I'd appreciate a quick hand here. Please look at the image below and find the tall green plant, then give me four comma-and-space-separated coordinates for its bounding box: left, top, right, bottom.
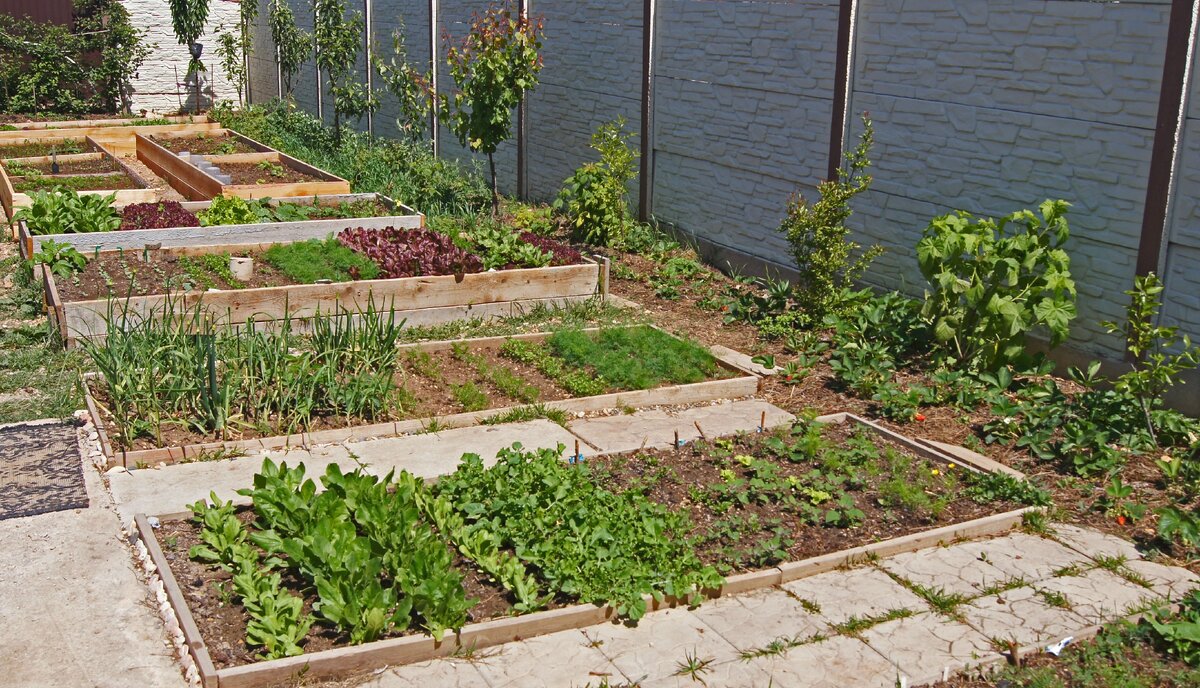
1102, 273, 1200, 443
442, 2, 545, 215
215, 0, 259, 106
779, 114, 881, 320
375, 26, 432, 142
556, 117, 637, 246
311, 0, 377, 140
268, 0, 311, 95
917, 199, 1076, 372
168, 0, 211, 79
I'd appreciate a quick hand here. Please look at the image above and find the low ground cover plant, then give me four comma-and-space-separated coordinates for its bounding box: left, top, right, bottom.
263, 237, 381, 283
120, 201, 201, 230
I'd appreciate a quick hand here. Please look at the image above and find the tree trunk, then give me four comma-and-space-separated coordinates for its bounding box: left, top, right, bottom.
488, 151, 499, 217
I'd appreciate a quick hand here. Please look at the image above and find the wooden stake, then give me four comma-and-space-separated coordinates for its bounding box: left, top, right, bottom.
674, 429, 679, 451
693, 421, 707, 441
574, 439, 580, 465
760, 410, 766, 432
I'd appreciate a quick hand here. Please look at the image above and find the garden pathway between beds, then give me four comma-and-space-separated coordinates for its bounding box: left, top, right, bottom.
356, 524, 1198, 688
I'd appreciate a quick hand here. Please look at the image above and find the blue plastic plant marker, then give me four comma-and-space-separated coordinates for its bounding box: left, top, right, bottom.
575, 453, 585, 464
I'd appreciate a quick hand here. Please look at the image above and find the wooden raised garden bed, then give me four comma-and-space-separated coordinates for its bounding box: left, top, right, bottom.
0, 114, 203, 131
136, 131, 350, 200
0, 136, 157, 217
134, 412, 1040, 688
84, 325, 744, 467
0, 118, 220, 157
43, 236, 607, 346
16, 192, 423, 260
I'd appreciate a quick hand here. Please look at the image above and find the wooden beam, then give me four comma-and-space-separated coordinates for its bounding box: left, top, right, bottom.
1137, 0, 1199, 277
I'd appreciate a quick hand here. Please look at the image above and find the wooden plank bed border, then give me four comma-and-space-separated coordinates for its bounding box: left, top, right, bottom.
134, 412, 1037, 688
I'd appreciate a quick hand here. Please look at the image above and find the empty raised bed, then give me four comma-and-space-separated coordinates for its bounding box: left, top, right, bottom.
0, 117, 220, 156
43, 226, 604, 346
16, 193, 423, 259
0, 136, 156, 216
83, 323, 753, 466
136, 131, 350, 200
135, 412, 1043, 687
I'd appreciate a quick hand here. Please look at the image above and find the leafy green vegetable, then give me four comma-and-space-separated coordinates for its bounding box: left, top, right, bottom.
434, 443, 723, 620
30, 240, 87, 278
13, 190, 121, 235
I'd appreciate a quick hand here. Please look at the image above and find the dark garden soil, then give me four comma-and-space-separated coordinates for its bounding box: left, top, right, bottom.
590, 420, 1025, 574
13, 172, 140, 192
596, 246, 1199, 572
157, 509, 524, 670
0, 139, 89, 158
218, 162, 322, 185
150, 134, 259, 155
7, 157, 119, 175
56, 251, 293, 302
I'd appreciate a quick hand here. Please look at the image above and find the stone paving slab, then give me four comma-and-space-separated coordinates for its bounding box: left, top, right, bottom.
471, 629, 625, 688
758, 635, 901, 688
971, 532, 1094, 583
0, 453, 185, 688
879, 541, 1013, 598
859, 613, 1002, 686
588, 607, 741, 684
567, 400, 794, 453
958, 585, 1089, 647
639, 659, 772, 688
362, 657, 489, 687
1124, 558, 1200, 599
691, 588, 827, 651
107, 420, 582, 521
782, 566, 929, 626
1051, 522, 1145, 562
1033, 569, 1160, 623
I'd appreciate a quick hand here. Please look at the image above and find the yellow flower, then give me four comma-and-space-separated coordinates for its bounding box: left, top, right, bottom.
948, 463, 956, 469
931, 469, 940, 476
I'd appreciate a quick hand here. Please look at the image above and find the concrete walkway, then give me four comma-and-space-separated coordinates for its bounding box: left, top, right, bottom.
4, 400, 1198, 688
0, 429, 185, 688
360, 526, 1199, 688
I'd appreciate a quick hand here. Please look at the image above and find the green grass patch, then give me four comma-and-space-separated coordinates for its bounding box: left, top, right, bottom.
262, 237, 381, 284
481, 404, 569, 427
546, 325, 725, 391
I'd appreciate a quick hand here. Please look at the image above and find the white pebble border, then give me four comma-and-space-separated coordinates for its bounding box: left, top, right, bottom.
74, 409, 200, 688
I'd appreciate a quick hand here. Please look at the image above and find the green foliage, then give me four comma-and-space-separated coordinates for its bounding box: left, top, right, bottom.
465, 218, 551, 269
312, 0, 378, 138
546, 326, 725, 391
30, 240, 87, 278
168, 0, 211, 78
779, 114, 881, 320
918, 199, 1076, 372
498, 338, 608, 396
434, 443, 723, 620
263, 237, 381, 283
0, 0, 150, 114
963, 471, 1052, 507
80, 302, 406, 447
556, 117, 638, 246
374, 26, 432, 141
982, 273, 1199, 477
14, 173, 129, 193
215, 32, 248, 107
268, 0, 311, 94
1149, 591, 1200, 667
213, 102, 490, 216
197, 194, 262, 226
13, 190, 121, 235
442, 2, 545, 213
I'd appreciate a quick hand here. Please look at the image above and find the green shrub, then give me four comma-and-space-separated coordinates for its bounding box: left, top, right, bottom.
779, 114, 882, 320
263, 237, 381, 284
918, 199, 1076, 373
556, 117, 638, 247
212, 102, 490, 216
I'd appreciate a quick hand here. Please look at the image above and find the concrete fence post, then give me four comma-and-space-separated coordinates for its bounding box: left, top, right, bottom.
430, 0, 440, 157
638, 0, 657, 223
364, 0, 374, 136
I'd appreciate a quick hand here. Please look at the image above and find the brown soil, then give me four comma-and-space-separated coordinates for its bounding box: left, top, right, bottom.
590, 421, 1024, 573
6, 158, 119, 175
0, 139, 89, 158
87, 333, 732, 453
157, 510, 521, 670
219, 162, 321, 186
13, 172, 139, 193
150, 134, 259, 155
56, 251, 292, 302
0, 113, 155, 124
